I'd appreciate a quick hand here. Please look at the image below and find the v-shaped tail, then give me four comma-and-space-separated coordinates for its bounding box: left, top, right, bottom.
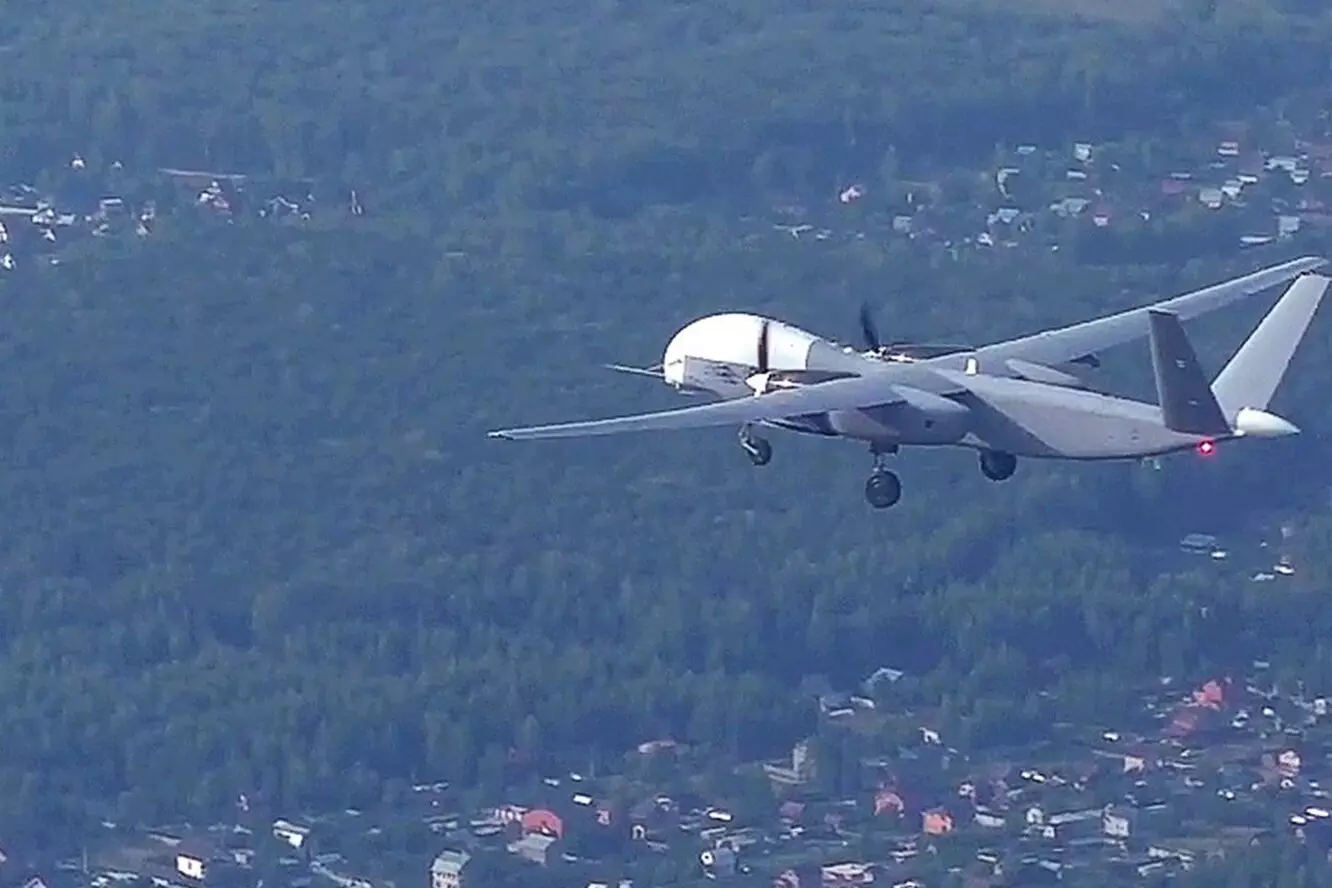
1146, 308, 1231, 436
1210, 272, 1329, 417
1146, 271, 1329, 440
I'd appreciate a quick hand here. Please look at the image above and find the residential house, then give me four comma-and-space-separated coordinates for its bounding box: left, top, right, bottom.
923, 809, 954, 835
520, 808, 564, 839
700, 846, 737, 879
819, 691, 860, 719
429, 850, 471, 888
272, 820, 311, 852
774, 864, 823, 888
1040, 808, 1102, 842
764, 739, 815, 788
1277, 749, 1302, 778
174, 840, 212, 882
822, 862, 874, 884
1103, 805, 1135, 839
509, 833, 556, 865
873, 787, 905, 818
1267, 155, 1300, 174
864, 667, 905, 694
1051, 196, 1089, 218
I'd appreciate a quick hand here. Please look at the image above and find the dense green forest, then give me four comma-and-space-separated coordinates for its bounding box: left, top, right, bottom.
3, 0, 1332, 210
5, 3, 1332, 877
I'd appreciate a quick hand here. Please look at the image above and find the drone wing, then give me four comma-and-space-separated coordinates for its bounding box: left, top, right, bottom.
488, 374, 901, 440
970, 255, 1326, 369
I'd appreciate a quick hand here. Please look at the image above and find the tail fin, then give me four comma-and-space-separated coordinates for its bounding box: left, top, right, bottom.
1146, 309, 1230, 436
1210, 272, 1329, 417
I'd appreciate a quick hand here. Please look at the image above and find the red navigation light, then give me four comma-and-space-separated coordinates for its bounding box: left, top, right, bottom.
1196, 440, 1216, 457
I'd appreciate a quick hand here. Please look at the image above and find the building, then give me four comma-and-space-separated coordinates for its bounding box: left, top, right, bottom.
272, 819, 311, 851
430, 850, 471, 888
1104, 806, 1134, 839
520, 808, 564, 838
763, 739, 815, 787
700, 846, 737, 878
175, 842, 209, 881
923, 809, 954, 835
509, 834, 556, 866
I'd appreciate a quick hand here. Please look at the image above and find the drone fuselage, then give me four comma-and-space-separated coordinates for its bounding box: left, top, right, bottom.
656, 311, 1238, 459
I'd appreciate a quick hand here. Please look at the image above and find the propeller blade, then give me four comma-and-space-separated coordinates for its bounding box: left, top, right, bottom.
858, 303, 881, 352
757, 319, 770, 374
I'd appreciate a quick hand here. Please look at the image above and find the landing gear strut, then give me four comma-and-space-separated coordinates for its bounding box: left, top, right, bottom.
979, 449, 1017, 481
739, 424, 772, 466
865, 444, 902, 509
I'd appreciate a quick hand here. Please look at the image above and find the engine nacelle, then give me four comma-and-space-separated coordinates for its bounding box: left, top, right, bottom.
826, 385, 971, 445
662, 312, 870, 397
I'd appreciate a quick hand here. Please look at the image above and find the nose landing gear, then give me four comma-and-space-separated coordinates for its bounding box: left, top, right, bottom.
739, 424, 772, 466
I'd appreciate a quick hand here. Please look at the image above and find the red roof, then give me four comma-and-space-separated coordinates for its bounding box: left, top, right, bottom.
521, 808, 564, 838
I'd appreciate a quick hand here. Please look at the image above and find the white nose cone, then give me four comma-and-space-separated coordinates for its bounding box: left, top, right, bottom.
1234, 407, 1300, 438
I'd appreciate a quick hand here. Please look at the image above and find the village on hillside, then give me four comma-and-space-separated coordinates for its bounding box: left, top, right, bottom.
760, 117, 1332, 260
5, 646, 1332, 888
3, 117, 1332, 887
0, 155, 365, 272
5, 113, 1332, 275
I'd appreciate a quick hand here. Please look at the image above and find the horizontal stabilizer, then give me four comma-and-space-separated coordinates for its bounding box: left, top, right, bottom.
1147, 309, 1230, 436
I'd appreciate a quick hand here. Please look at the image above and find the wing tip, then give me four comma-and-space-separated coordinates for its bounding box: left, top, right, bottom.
487, 430, 515, 440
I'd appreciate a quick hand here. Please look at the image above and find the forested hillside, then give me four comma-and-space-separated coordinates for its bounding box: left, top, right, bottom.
3, 0, 1330, 210
3, 0, 1332, 869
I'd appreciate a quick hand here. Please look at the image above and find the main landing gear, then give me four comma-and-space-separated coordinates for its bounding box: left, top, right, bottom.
865, 444, 902, 509
979, 449, 1017, 481
739, 424, 772, 466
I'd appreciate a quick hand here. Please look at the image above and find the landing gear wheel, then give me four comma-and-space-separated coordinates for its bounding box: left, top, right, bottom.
865, 470, 902, 509
746, 437, 772, 466
740, 430, 772, 466
979, 450, 1017, 481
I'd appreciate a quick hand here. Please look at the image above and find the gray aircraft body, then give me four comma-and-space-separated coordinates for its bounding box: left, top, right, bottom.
489, 256, 1330, 509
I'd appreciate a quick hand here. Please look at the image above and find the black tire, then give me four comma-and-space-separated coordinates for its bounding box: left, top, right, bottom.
745, 437, 772, 466
865, 471, 902, 509
979, 450, 1017, 481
